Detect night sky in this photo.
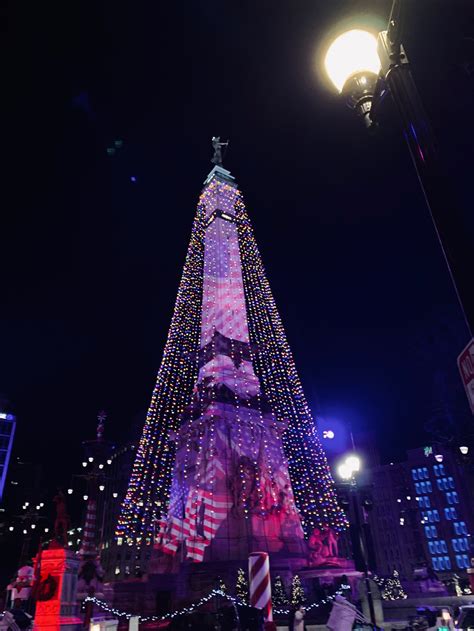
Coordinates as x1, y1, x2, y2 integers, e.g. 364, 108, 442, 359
4, 0, 474, 501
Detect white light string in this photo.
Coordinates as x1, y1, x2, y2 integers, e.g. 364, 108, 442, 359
84, 589, 338, 621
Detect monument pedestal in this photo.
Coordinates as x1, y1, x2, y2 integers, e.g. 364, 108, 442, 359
33, 548, 82, 631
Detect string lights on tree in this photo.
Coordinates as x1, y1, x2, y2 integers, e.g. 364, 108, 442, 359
290, 574, 306, 606
236, 568, 249, 604
272, 575, 289, 606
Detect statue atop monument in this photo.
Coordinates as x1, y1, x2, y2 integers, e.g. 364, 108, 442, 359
211, 136, 229, 166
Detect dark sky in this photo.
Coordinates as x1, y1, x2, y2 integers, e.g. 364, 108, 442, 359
3, 0, 474, 496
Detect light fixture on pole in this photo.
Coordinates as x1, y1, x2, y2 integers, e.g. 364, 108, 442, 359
459, 445, 469, 456
336, 453, 375, 625
323, 1, 474, 336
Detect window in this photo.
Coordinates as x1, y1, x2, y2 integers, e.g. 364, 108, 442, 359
452, 537, 469, 552
432, 557, 440, 571
446, 491, 458, 504
444, 507, 457, 520
448, 477, 455, 489
424, 525, 438, 539
456, 554, 470, 569
422, 467, 429, 479
443, 556, 451, 570
453, 522, 467, 536
412, 469, 419, 481
433, 510, 440, 522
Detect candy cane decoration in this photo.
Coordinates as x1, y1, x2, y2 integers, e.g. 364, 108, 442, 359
248, 551, 273, 621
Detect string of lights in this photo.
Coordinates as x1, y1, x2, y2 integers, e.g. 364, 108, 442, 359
235, 193, 348, 534
83, 589, 337, 621
116, 168, 347, 549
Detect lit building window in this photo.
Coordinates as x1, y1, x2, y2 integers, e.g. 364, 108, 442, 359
444, 507, 457, 520
456, 554, 470, 569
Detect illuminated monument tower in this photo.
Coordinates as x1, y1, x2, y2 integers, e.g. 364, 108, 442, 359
116, 140, 347, 585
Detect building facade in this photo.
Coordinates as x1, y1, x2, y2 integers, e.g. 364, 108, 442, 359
369, 446, 474, 581
0, 410, 16, 502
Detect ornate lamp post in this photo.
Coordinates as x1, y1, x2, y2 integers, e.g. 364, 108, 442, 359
337, 454, 377, 626
323, 1, 474, 338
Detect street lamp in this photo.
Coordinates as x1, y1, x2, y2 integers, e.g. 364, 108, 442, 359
323, 1, 474, 336
337, 454, 376, 625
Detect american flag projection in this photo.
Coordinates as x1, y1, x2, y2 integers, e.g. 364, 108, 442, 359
116, 158, 347, 563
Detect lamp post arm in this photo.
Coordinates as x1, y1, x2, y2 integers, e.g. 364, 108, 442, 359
377, 29, 474, 336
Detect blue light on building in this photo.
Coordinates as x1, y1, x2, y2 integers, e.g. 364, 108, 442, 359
0, 412, 16, 501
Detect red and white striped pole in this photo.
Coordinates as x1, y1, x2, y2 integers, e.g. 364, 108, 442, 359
79, 498, 97, 558
248, 551, 273, 622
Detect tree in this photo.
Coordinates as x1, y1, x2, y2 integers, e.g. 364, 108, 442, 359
218, 576, 227, 594
290, 574, 306, 606
380, 570, 408, 600
272, 575, 289, 606
236, 568, 248, 603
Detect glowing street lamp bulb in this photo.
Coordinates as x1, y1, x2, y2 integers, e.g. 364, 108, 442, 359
99, 485, 105, 491
324, 29, 380, 92
82, 462, 87, 468
44, 528, 49, 533
99, 464, 104, 469
435, 453, 444, 463
460, 445, 469, 455
112, 492, 118, 498
67, 489, 73, 494
88, 457, 94, 463
338, 463, 352, 480
31, 524, 36, 529
83, 495, 88, 501
107, 459, 112, 465
346, 455, 360, 472
9, 526, 14, 531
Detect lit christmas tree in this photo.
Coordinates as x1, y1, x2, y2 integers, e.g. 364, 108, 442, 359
290, 574, 306, 606
379, 570, 408, 600
116, 143, 347, 560
236, 568, 248, 603
273, 575, 289, 606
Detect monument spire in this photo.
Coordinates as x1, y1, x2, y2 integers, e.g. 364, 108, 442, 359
116, 147, 347, 567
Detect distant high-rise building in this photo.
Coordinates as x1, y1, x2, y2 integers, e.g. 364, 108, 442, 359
0, 407, 16, 502
368, 446, 474, 583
